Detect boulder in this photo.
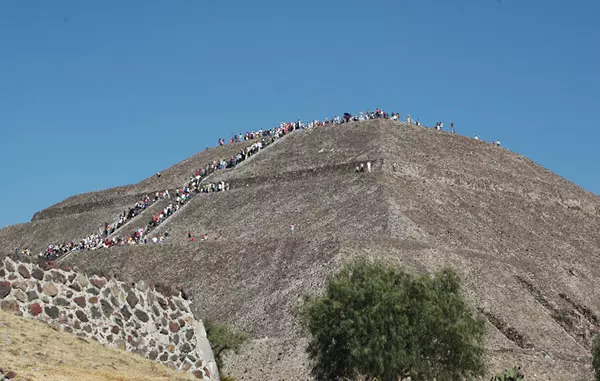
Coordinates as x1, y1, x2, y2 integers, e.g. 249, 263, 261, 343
169, 321, 180, 333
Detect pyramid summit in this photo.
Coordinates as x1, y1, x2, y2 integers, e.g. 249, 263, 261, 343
1, 116, 600, 380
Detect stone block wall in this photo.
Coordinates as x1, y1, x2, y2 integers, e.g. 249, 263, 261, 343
0, 257, 218, 380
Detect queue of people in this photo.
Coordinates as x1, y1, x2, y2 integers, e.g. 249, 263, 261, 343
31, 107, 503, 260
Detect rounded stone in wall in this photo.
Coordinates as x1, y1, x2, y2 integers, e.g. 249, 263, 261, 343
0, 281, 12, 298
42, 283, 59, 297
73, 296, 86, 308
27, 290, 38, 302
76, 310, 89, 323
31, 267, 44, 281
44, 306, 59, 319
13, 289, 28, 303
17, 264, 31, 279
134, 309, 149, 323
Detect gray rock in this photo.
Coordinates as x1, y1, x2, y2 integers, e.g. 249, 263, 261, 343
126, 291, 139, 308
87, 287, 99, 295
17, 264, 31, 279
100, 299, 114, 317
90, 306, 102, 319
54, 298, 71, 307
120, 305, 132, 321
180, 342, 192, 353
76, 310, 89, 323
134, 309, 149, 323
5, 258, 16, 272
31, 267, 44, 281
50, 270, 66, 284
13, 289, 28, 303
149, 350, 158, 360
185, 328, 195, 341
44, 306, 59, 319
27, 290, 39, 301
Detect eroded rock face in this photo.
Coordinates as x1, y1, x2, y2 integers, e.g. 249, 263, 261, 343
0, 258, 217, 380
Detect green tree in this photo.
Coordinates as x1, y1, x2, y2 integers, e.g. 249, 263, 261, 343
491, 366, 524, 380
205, 321, 247, 370
298, 260, 486, 381
593, 334, 600, 381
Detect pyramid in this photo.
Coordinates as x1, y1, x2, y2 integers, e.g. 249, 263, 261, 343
2, 119, 599, 380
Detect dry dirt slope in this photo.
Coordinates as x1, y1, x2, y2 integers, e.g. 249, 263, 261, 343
2, 119, 600, 380
0, 309, 196, 381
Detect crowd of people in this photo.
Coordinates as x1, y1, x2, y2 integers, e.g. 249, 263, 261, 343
27, 107, 504, 260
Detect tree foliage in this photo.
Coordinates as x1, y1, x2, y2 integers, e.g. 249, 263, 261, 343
299, 260, 486, 381
491, 366, 524, 380
205, 320, 247, 370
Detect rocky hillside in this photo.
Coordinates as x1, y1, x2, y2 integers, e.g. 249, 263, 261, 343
2, 119, 599, 380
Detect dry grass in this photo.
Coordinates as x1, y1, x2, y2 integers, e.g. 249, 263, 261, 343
0, 310, 196, 381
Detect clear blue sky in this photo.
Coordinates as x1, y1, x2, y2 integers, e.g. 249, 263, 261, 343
1, 0, 598, 228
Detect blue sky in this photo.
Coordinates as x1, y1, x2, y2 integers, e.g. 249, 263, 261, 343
1, 0, 598, 228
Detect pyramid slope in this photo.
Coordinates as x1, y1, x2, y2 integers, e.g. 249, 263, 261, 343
3, 119, 600, 380
0, 141, 257, 255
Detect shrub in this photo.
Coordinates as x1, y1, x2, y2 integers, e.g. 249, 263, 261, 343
299, 260, 486, 381
205, 320, 248, 370
490, 366, 524, 380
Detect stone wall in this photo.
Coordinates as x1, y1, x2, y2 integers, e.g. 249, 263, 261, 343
0, 257, 218, 380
